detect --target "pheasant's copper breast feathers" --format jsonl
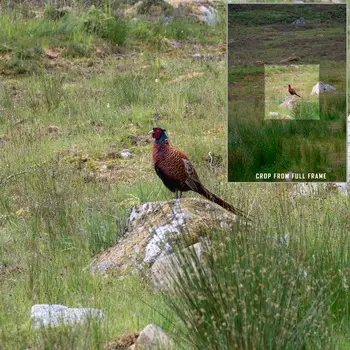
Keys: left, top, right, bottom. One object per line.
{"left": 153, "top": 142, "right": 191, "bottom": 192}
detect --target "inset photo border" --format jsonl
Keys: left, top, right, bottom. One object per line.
{"left": 227, "top": 4, "right": 347, "bottom": 182}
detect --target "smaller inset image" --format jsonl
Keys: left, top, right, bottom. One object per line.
{"left": 265, "top": 65, "right": 319, "bottom": 120}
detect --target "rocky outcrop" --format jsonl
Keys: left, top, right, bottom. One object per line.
{"left": 151, "top": 241, "right": 207, "bottom": 292}
{"left": 279, "top": 95, "right": 299, "bottom": 110}
{"left": 292, "top": 17, "right": 306, "bottom": 25}
{"left": 125, "top": 0, "right": 220, "bottom": 26}
{"left": 311, "top": 82, "right": 336, "bottom": 95}
{"left": 280, "top": 55, "right": 301, "bottom": 64}
{"left": 135, "top": 324, "right": 171, "bottom": 349}
{"left": 90, "top": 198, "right": 238, "bottom": 276}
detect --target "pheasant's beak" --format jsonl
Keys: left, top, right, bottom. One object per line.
{"left": 148, "top": 130, "right": 154, "bottom": 134}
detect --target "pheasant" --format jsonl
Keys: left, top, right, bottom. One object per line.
{"left": 150, "top": 127, "right": 250, "bottom": 220}
{"left": 288, "top": 84, "right": 301, "bottom": 98}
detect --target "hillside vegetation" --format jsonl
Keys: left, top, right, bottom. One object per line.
{"left": 0, "top": 1, "right": 349, "bottom": 349}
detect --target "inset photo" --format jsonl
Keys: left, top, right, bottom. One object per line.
{"left": 228, "top": 4, "right": 347, "bottom": 182}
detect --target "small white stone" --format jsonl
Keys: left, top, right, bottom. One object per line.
{"left": 120, "top": 151, "right": 133, "bottom": 159}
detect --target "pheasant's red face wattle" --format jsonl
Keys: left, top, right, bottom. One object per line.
{"left": 152, "top": 127, "right": 162, "bottom": 140}
{"left": 151, "top": 127, "right": 168, "bottom": 142}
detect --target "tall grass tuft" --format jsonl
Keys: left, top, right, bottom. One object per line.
{"left": 83, "top": 5, "right": 128, "bottom": 45}
{"left": 163, "top": 197, "right": 349, "bottom": 349}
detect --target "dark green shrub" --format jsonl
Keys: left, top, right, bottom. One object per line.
{"left": 44, "top": 4, "right": 71, "bottom": 21}
{"left": 83, "top": 6, "right": 128, "bottom": 45}
{"left": 137, "top": 0, "right": 174, "bottom": 17}
{"left": 62, "top": 42, "right": 92, "bottom": 58}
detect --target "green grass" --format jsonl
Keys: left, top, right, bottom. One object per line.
{"left": 0, "top": 2, "right": 349, "bottom": 349}
{"left": 228, "top": 103, "right": 346, "bottom": 181}
{"left": 0, "top": 13, "right": 95, "bottom": 73}
{"left": 0, "top": 5, "right": 225, "bottom": 74}
{"left": 0, "top": 163, "right": 171, "bottom": 349}
{"left": 163, "top": 193, "right": 350, "bottom": 348}
{"left": 0, "top": 4, "right": 227, "bottom": 348}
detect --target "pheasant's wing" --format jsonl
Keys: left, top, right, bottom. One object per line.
{"left": 183, "top": 159, "right": 202, "bottom": 192}
{"left": 183, "top": 158, "right": 252, "bottom": 220}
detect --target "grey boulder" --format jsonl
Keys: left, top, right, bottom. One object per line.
{"left": 31, "top": 304, "right": 104, "bottom": 329}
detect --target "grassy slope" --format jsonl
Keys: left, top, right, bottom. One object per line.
{"left": 0, "top": 5, "right": 228, "bottom": 349}
{"left": 0, "top": 3, "right": 349, "bottom": 349}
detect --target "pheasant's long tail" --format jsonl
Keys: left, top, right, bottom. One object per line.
{"left": 296, "top": 93, "right": 301, "bottom": 98}
{"left": 196, "top": 184, "right": 252, "bottom": 221}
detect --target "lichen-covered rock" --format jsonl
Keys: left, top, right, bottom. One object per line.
{"left": 197, "top": 5, "right": 219, "bottom": 26}
{"left": 135, "top": 324, "right": 170, "bottom": 349}
{"left": 279, "top": 95, "right": 299, "bottom": 110}
{"left": 151, "top": 242, "right": 207, "bottom": 292}
{"left": 90, "top": 198, "right": 238, "bottom": 275}
{"left": 292, "top": 17, "right": 306, "bottom": 24}
{"left": 31, "top": 304, "right": 104, "bottom": 329}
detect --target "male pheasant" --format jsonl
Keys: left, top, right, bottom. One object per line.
{"left": 150, "top": 127, "right": 249, "bottom": 219}
{"left": 288, "top": 84, "right": 301, "bottom": 98}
